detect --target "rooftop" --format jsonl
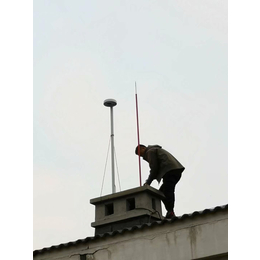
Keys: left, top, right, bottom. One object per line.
{"left": 33, "top": 204, "right": 228, "bottom": 256}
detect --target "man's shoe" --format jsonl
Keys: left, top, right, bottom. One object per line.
{"left": 165, "top": 211, "right": 175, "bottom": 219}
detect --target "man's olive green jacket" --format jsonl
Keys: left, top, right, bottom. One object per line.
{"left": 143, "top": 145, "right": 185, "bottom": 185}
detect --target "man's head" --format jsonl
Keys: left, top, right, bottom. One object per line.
{"left": 135, "top": 144, "right": 147, "bottom": 157}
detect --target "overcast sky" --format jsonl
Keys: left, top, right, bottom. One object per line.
{"left": 33, "top": 0, "right": 227, "bottom": 250}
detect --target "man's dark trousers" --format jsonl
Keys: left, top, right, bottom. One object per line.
{"left": 159, "top": 168, "right": 183, "bottom": 213}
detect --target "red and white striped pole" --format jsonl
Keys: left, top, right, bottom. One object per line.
{"left": 135, "top": 82, "right": 142, "bottom": 186}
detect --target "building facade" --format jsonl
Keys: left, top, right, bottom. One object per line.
{"left": 34, "top": 186, "right": 228, "bottom": 260}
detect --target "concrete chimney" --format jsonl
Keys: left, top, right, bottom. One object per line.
{"left": 90, "top": 186, "right": 165, "bottom": 235}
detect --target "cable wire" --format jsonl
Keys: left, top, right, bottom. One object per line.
{"left": 100, "top": 137, "right": 111, "bottom": 196}
{"left": 114, "top": 147, "right": 121, "bottom": 192}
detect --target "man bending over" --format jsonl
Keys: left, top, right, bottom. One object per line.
{"left": 135, "top": 144, "right": 185, "bottom": 219}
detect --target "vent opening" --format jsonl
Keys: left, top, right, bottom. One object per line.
{"left": 126, "top": 198, "right": 136, "bottom": 211}
{"left": 152, "top": 198, "right": 156, "bottom": 210}
{"left": 105, "top": 203, "right": 114, "bottom": 216}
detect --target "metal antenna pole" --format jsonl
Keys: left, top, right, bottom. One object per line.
{"left": 135, "top": 82, "right": 142, "bottom": 186}
{"left": 104, "top": 99, "right": 117, "bottom": 194}
{"left": 110, "top": 105, "right": 116, "bottom": 193}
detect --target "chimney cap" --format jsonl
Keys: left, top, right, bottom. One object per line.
{"left": 90, "top": 185, "right": 165, "bottom": 205}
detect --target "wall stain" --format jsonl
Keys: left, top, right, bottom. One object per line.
{"left": 188, "top": 226, "right": 201, "bottom": 259}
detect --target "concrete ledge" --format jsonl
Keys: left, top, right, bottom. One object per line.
{"left": 90, "top": 185, "right": 165, "bottom": 205}
{"left": 93, "top": 215, "right": 162, "bottom": 235}
{"left": 91, "top": 208, "right": 162, "bottom": 227}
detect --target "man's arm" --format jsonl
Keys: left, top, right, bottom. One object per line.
{"left": 145, "top": 149, "right": 159, "bottom": 185}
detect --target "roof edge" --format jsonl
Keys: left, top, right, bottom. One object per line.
{"left": 33, "top": 204, "right": 228, "bottom": 256}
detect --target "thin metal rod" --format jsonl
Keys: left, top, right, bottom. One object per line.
{"left": 100, "top": 137, "right": 111, "bottom": 196}
{"left": 110, "top": 106, "right": 116, "bottom": 193}
{"left": 135, "top": 82, "right": 142, "bottom": 186}
{"left": 114, "top": 146, "right": 121, "bottom": 191}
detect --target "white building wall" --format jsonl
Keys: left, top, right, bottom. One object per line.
{"left": 34, "top": 210, "right": 228, "bottom": 260}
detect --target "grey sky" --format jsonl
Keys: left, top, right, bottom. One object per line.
{"left": 34, "top": 0, "right": 227, "bottom": 250}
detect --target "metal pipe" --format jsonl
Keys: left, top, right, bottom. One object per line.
{"left": 104, "top": 99, "right": 117, "bottom": 194}
{"left": 135, "top": 82, "right": 142, "bottom": 186}
{"left": 110, "top": 106, "right": 116, "bottom": 193}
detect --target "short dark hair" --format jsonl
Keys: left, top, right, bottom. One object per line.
{"left": 135, "top": 144, "right": 146, "bottom": 155}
